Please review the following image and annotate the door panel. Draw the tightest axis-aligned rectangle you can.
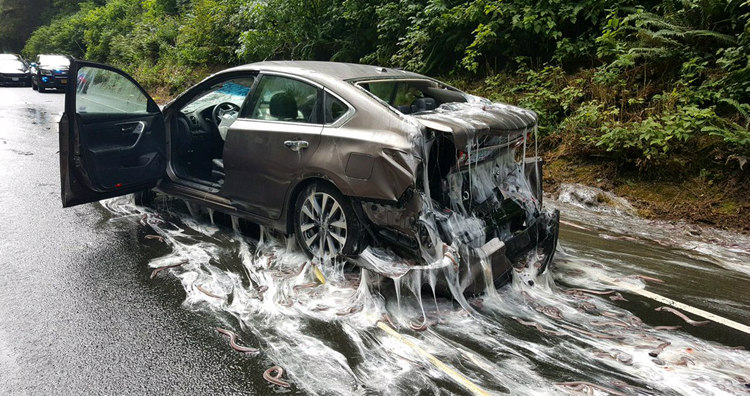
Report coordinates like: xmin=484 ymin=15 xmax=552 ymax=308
xmin=77 ymin=113 xmax=164 ymax=190
xmin=221 ymin=74 xmax=324 ymax=219
xmin=60 ymin=60 xmax=165 ymax=207
xmin=222 ymin=119 xmax=321 ymax=218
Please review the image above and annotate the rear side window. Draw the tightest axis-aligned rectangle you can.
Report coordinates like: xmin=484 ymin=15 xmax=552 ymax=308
xmin=243 ymin=75 xmax=322 ymax=124
xmin=324 ymin=92 xmax=350 ymax=124
xmin=357 ymin=79 xmax=467 ymax=114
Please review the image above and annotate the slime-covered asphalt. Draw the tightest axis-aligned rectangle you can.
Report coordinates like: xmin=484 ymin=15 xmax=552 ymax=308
xmin=1 ymin=86 xmax=749 ymax=395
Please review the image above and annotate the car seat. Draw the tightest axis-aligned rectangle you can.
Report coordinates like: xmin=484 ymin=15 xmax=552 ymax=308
xmin=411 ymin=97 xmax=437 ymax=113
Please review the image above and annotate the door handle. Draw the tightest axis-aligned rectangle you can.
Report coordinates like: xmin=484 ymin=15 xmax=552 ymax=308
xmin=284 ymin=140 xmax=309 ymax=152
xmin=119 ymin=121 xmax=145 ymax=135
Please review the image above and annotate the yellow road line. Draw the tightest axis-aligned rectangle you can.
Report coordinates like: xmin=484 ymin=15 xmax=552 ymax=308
xmin=597 ymin=274 xmax=750 ymax=335
xmin=377 ymin=322 xmax=491 ymax=396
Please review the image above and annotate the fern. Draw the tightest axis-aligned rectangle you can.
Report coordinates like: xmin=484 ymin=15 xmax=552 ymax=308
xmin=623 ymin=12 xmax=688 ymax=33
xmin=683 ymin=30 xmax=738 ymax=46
xmin=627 ymin=46 xmax=677 ymax=60
xmin=616 ymin=6 xmax=738 ymax=57
xmin=719 ymin=98 xmax=750 ymax=125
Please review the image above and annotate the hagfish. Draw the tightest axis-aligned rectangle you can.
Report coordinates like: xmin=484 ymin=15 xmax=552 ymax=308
xmin=149 ymin=260 xmax=187 ymax=279
xmin=196 ymin=284 xmax=222 ymax=299
xmin=263 ymin=366 xmax=290 ymax=387
xmin=648 ymin=341 xmax=671 ymax=357
xmin=556 ymin=381 xmax=629 ymax=396
xmin=655 ymin=306 xmax=710 ymax=326
xmin=215 ymin=327 xmax=259 ymax=354
xmin=144 ymin=234 xmax=164 ymax=242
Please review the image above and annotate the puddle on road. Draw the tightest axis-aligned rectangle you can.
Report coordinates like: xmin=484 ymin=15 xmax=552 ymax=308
xmin=100 ymin=195 xmax=750 ymax=395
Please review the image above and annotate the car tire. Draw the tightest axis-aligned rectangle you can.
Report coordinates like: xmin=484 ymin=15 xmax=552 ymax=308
xmin=32 ymin=81 xmax=37 ymax=91
xmin=133 ymin=190 xmax=156 ymax=206
xmin=293 ymin=182 xmax=365 ymax=261
xmin=38 ymin=85 xmax=45 ymax=93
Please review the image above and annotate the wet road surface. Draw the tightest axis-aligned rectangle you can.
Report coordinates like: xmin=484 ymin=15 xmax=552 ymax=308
xmin=1 ymin=86 xmax=749 ymax=395
xmin=0 ymin=87 xmax=264 ymax=393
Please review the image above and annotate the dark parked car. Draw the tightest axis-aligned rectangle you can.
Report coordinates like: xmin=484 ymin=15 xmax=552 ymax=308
xmin=60 ymin=60 xmax=559 ymax=294
xmin=0 ymin=58 xmax=31 ymax=86
xmin=31 ymin=54 xmax=70 ymax=92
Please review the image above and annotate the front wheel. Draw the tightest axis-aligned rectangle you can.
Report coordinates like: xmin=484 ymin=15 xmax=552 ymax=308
xmin=293 ymin=183 xmax=365 ymax=261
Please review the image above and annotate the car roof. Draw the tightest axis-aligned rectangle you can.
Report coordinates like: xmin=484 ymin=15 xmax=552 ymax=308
xmin=226 ymin=61 xmax=427 ymax=83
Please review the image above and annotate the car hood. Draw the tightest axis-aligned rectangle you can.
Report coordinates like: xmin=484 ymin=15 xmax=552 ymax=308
xmin=411 ymin=102 xmax=537 ymax=148
xmin=39 ymin=65 xmax=69 ymax=71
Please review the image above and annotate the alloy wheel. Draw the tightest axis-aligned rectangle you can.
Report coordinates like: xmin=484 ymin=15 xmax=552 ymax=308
xmin=298 ymin=191 xmax=348 ymax=260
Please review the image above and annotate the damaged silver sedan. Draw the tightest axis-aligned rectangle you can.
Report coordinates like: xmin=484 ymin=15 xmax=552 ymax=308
xmin=59 ymin=60 xmax=559 ymax=295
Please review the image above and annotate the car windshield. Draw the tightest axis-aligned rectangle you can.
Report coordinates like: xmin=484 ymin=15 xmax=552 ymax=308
xmin=38 ymin=55 xmax=69 ymax=68
xmin=0 ymin=60 xmax=26 ymax=70
xmin=356 ymin=78 xmax=467 ymax=114
xmin=182 ymin=79 xmax=254 ymax=113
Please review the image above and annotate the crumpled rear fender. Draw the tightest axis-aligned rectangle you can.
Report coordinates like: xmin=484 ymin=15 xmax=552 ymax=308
xmin=307 ymin=109 xmax=424 ymax=203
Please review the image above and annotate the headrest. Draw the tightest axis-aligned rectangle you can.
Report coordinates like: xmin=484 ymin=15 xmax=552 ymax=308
xmin=412 ymin=97 xmax=437 ymax=113
xmin=270 ymin=92 xmax=298 ymax=120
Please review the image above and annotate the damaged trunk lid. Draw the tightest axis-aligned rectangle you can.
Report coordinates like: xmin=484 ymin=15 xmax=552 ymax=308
xmin=412 ymin=101 xmax=538 ymax=151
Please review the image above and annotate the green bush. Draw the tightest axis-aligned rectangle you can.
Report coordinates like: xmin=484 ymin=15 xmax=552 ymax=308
xmin=177 ymin=0 xmax=245 ymax=65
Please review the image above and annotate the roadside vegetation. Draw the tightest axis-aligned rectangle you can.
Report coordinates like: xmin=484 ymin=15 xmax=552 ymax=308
xmin=4 ymin=0 xmax=749 ymax=231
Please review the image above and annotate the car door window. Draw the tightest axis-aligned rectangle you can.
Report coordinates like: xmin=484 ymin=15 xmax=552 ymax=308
xmin=324 ymin=92 xmax=350 ymax=124
xmin=76 ymin=67 xmax=148 ymax=114
xmin=244 ymin=75 xmax=321 ymax=124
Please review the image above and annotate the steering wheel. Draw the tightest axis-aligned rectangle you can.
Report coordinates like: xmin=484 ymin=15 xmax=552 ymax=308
xmin=212 ymin=102 xmax=240 ymax=126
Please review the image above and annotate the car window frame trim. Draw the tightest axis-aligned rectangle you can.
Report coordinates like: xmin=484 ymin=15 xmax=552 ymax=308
xmin=322 ymin=88 xmax=355 ymax=127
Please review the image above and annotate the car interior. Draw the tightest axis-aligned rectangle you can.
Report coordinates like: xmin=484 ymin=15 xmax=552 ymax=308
xmin=170 ymin=77 xmax=255 ymax=189
xmin=241 ymin=74 xmax=322 ymax=123
xmin=357 ymin=79 xmax=467 ymax=114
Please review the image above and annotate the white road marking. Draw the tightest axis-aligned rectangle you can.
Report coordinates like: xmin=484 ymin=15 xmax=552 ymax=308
xmin=597 ymin=274 xmax=750 ymax=335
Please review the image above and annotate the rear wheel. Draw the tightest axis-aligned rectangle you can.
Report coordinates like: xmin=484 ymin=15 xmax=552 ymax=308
xmin=293 ymin=182 xmax=364 ymax=261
